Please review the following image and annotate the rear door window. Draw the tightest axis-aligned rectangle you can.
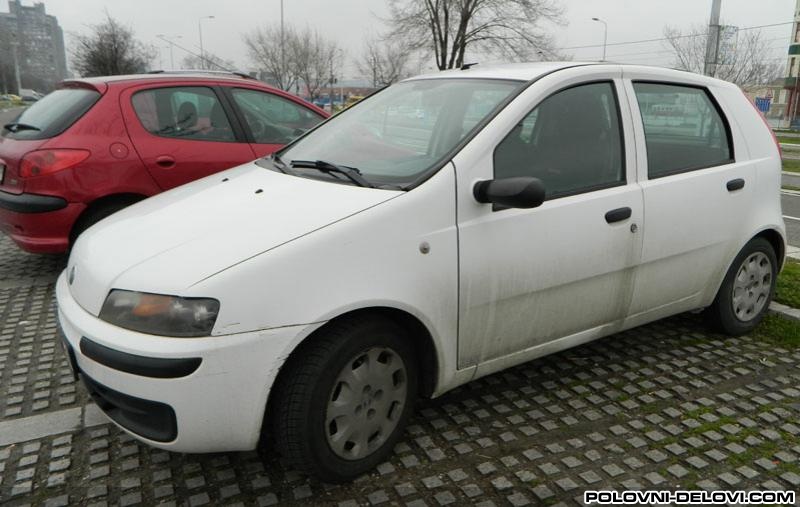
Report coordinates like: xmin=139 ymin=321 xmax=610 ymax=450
xmin=131 ymin=86 xmax=236 ymax=143
xmin=632 ymin=82 xmax=733 ymax=178
xmin=2 ymin=88 xmax=100 ymax=140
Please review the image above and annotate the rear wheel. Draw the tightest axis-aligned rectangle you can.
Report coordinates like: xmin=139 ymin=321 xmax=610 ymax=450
xmin=270 ymin=317 xmax=417 ymax=482
xmin=709 ymin=237 xmax=777 ymax=336
xmin=70 ymin=198 xmax=140 ymax=245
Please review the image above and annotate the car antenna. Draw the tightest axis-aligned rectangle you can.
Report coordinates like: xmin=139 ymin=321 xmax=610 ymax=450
xmin=461 ymin=62 xmax=479 ymax=70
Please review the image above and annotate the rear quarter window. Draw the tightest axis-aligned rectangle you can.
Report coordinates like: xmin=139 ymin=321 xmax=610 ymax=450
xmin=2 ymin=88 xmax=101 ymax=140
xmin=633 ymin=82 xmax=733 ymax=178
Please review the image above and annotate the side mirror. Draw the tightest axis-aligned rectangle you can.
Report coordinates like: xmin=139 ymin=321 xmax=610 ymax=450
xmin=473 ymin=177 xmax=545 ymax=209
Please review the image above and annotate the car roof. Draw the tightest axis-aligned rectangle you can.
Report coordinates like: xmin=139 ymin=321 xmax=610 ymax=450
xmin=63 ymin=72 xmax=263 ymax=88
xmin=406 ymin=62 xmax=735 ymax=88
xmin=407 ymin=61 xmax=584 ymax=82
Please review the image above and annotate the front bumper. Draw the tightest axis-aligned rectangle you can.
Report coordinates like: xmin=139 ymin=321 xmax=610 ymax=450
xmin=55 ymin=271 xmax=309 ymax=453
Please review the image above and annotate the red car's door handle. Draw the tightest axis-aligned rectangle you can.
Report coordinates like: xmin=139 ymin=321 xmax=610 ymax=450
xmin=155 ymin=156 xmax=176 ymax=168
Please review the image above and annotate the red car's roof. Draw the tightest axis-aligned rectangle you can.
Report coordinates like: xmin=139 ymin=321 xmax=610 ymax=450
xmin=65 ymin=72 xmax=258 ymax=86
xmin=60 ymin=72 xmax=328 ymax=116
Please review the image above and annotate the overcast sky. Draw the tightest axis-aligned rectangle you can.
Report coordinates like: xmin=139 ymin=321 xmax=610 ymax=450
xmin=2 ymin=0 xmax=797 ymax=78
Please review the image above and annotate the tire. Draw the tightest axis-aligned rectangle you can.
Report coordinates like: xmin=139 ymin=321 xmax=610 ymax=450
xmin=70 ymin=199 xmax=139 ymax=245
xmin=709 ymin=237 xmax=777 ymax=336
xmin=270 ymin=317 xmax=417 ymax=482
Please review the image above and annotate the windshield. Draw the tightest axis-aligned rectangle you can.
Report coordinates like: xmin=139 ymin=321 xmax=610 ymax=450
xmin=3 ymin=87 xmax=100 ymax=140
xmin=277 ymin=78 xmax=523 ymax=187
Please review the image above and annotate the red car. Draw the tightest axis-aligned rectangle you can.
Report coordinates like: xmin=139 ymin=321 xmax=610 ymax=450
xmin=0 ymin=71 xmax=328 ymax=253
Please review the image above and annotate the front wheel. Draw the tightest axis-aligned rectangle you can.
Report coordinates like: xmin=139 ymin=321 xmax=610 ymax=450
xmin=709 ymin=237 xmax=777 ymax=336
xmin=270 ymin=317 xmax=417 ymax=482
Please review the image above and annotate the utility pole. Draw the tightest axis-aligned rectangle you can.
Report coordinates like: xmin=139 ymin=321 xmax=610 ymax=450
xmin=11 ymin=41 xmax=21 ymax=94
xmin=703 ymin=0 xmax=722 ymax=76
xmin=329 ymin=56 xmax=335 ymax=112
xmin=790 ymin=58 xmax=800 ymax=128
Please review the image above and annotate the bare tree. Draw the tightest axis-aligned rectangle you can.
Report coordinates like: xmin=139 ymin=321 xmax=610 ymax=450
xmin=71 ymin=14 xmax=155 ymax=77
xmin=386 ymin=0 xmax=564 ymax=70
xmin=291 ymin=27 xmax=340 ymax=102
xmin=663 ymin=25 xmax=783 ymax=86
xmin=181 ymin=53 xmax=235 ymax=72
xmin=357 ymin=36 xmax=413 ymax=87
xmin=243 ymin=24 xmax=297 ymax=91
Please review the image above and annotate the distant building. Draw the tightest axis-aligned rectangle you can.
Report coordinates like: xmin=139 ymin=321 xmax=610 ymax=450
xmin=0 ymin=0 xmax=67 ymax=94
xmin=743 ymin=79 xmax=786 ymax=126
xmin=782 ymin=0 xmax=800 ymax=127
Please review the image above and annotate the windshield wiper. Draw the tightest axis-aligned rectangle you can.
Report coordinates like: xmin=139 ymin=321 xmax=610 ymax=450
xmin=290 ymin=159 xmax=374 ymax=188
xmin=3 ymin=122 xmax=40 ymax=133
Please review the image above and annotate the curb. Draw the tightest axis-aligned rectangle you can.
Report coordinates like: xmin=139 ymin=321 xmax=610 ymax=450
xmin=769 ymin=301 xmax=800 ymax=322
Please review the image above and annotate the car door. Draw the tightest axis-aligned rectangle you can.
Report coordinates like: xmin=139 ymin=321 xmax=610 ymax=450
xmin=454 ymin=67 xmax=643 ymax=373
xmin=621 ymin=74 xmax=756 ymax=327
xmin=225 ymin=87 xmax=326 ymax=158
xmin=121 ymin=84 xmax=256 ymax=190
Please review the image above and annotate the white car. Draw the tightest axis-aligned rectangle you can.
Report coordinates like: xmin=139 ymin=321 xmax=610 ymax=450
xmin=57 ymin=62 xmax=784 ymax=482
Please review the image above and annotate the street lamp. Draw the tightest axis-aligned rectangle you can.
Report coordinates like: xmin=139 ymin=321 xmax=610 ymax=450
xmin=157 ymin=45 xmax=170 ymax=69
xmin=156 ymin=34 xmax=182 ymax=69
xmin=280 ymin=0 xmax=285 ymax=87
xmin=592 ymin=17 xmax=608 ymax=61
xmin=198 ymin=16 xmax=215 ymax=70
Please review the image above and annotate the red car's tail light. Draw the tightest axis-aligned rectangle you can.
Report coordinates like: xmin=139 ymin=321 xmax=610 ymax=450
xmin=20 ymin=149 xmax=91 ymax=178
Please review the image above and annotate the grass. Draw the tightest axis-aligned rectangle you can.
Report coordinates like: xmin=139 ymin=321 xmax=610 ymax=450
xmin=751 ymin=314 xmax=800 ymax=349
xmin=782 ymin=159 xmax=800 ymax=174
xmin=776 ymin=259 xmax=800 ymax=308
xmin=777 ymin=135 xmax=800 ymax=145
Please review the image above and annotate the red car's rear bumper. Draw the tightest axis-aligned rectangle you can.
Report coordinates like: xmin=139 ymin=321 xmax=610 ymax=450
xmin=0 ymin=190 xmax=84 ymax=253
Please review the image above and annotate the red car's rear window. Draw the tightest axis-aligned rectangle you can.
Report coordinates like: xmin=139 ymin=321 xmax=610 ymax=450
xmin=2 ymin=88 xmax=101 ymax=141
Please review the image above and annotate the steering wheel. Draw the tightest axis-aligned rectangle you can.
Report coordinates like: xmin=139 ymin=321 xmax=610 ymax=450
xmin=244 ymin=111 xmax=266 ymax=139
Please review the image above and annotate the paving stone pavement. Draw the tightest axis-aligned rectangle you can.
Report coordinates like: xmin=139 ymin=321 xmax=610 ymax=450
xmin=1 ymin=233 xmax=799 ymax=506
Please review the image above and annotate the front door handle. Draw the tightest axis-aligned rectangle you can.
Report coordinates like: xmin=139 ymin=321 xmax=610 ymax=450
xmin=727 ymin=178 xmax=745 ymax=192
xmin=605 ymin=207 xmax=632 ymax=224
xmin=155 ymin=155 xmax=176 ymax=168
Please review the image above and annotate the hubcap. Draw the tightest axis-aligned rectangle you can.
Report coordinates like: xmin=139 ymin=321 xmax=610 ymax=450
xmin=325 ymin=347 xmax=408 ymax=460
xmin=731 ymin=252 xmax=772 ymax=322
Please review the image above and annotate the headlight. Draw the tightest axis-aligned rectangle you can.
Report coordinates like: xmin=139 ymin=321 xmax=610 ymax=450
xmin=99 ymin=290 xmax=220 ymax=337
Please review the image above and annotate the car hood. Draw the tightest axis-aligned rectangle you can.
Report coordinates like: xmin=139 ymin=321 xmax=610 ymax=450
xmin=68 ymin=162 xmax=401 ymax=316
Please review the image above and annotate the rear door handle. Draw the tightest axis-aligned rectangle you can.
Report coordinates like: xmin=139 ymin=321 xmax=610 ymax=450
xmin=155 ymin=156 xmax=176 ymax=168
xmin=727 ymin=178 xmax=745 ymax=192
xmin=605 ymin=207 xmax=632 ymax=224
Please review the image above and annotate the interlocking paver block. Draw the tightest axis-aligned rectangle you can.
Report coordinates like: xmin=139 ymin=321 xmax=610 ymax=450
xmin=667 ymin=464 xmax=689 ymax=478
xmin=781 ymin=472 xmax=800 ymax=487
